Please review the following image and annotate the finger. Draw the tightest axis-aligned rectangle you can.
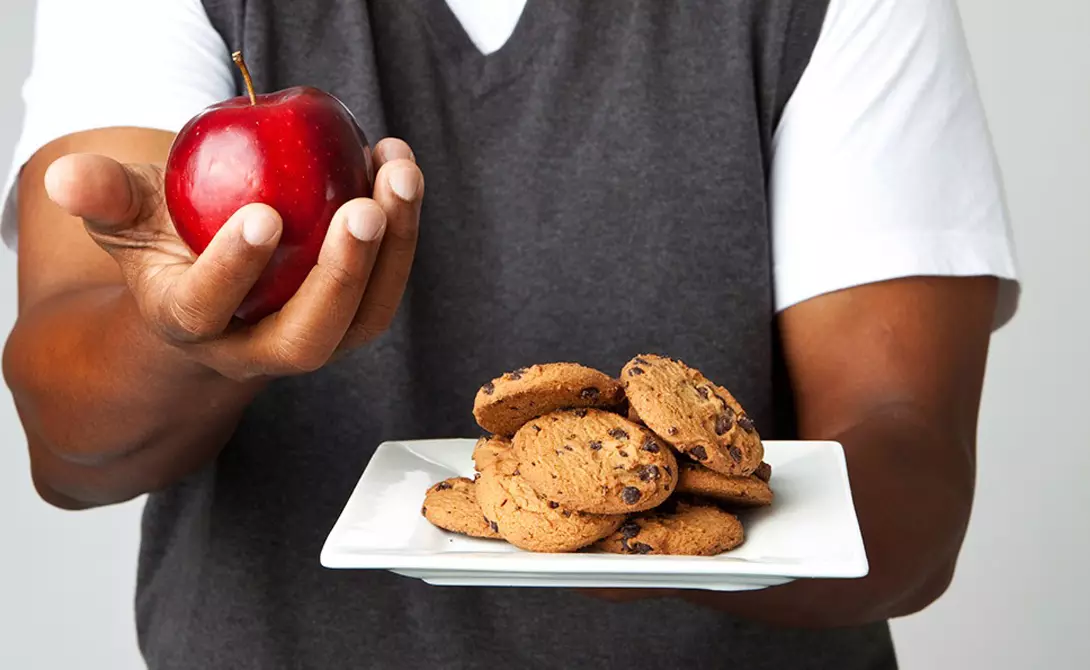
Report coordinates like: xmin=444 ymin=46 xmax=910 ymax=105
xmin=155 ymin=203 xmax=283 ymax=342
xmin=341 ymin=158 xmax=422 ymax=347
xmin=226 ymin=199 xmax=387 ymax=375
xmin=371 ymin=138 xmax=415 ymax=169
xmin=44 ymin=153 xmax=160 ymax=234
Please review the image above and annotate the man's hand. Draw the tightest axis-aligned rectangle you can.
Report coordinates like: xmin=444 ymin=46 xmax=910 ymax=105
xmin=45 ymin=138 xmax=422 ymax=382
xmin=585 ymin=275 xmax=998 ymax=627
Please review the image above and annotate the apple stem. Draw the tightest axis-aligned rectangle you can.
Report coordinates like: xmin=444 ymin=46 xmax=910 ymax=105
xmin=231 ymin=51 xmax=257 ymax=105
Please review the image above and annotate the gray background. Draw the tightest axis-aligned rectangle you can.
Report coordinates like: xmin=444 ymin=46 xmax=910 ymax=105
xmin=1 ymin=0 xmax=1087 ymax=667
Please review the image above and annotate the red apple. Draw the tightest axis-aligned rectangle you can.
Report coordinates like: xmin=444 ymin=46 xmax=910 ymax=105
xmin=164 ymin=51 xmax=374 ymax=322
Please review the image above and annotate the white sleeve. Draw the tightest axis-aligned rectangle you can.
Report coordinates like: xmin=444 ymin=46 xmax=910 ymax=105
xmin=0 ymin=0 xmax=234 ymax=248
xmin=770 ymin=0 xmax=1020 ymax=329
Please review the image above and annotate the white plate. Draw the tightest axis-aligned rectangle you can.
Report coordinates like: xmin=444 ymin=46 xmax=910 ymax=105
xmin=320 ymin=439 xmax=868 ymax=591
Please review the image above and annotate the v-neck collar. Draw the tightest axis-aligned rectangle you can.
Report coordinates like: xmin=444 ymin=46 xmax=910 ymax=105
xmin=415 ymin=0 xmax=561 ymax=97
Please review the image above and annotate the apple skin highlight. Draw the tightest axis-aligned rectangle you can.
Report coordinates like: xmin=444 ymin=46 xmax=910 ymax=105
xmin=164 ymin=52 xmax=374 ymax=322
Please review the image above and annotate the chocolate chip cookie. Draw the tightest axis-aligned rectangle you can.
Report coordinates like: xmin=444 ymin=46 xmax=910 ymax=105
xmin=472 ymin=435 xmax=513 ymax=473
xmin=512 ymin=408 xmax=678 ymax=515
xmin=476 ymin=450 xmax=624 ymax=552
xmin=473 ymin=363 xmax=625 ymax=436
xmin=621 ymin=354 xmax=763 ymax=476
xmin=675 ymin=462 xmax=773 ymax=507
xmin=593 ymin=499 xmax=745 ymax=556
xmin=421 ymin=477 xmax=502 ymax=539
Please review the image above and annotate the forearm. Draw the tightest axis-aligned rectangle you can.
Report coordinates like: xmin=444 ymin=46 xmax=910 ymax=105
xmin=3 ymin=285 xmax=261 ymax=506
xmin=681 ymin=405 xmax=974 ymax=627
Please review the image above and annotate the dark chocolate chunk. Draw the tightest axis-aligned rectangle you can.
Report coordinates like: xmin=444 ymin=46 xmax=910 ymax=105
xmin=532 ymin=424 xmax=542 ymax=433
xmin=490 ymin=520 xmax=499 ymax=533
xmin=690 ymin=445 xmax=708 ymax=461
xmin=641 ymin=438 xmax=660 ymax=453
xmin=547 ymin=501 xmax=560 ymax=509
xmin=579 ymin=387 xmax=600 ymax=401
xmin=621 ymin=486 xmax=642 ymax=504
xmin=618 ymin=449 xmax=629 ymax=457
xmin=637 ymin=464 xmax=660 ymax=482
xmin=715 ymin=413 xmax=734 ymax=435
xmin=434 ymin=481 xmax=453 ymax=491
xmin=589 ymin=441 xmax=603 ymax=451
xmin=668 ymin=426 xmax=679 ymax=436
xmin=482 ymin=382 xmax=495 ymax=395
xmin=561 ymin=510 xmax=572 ymax=518
xmin=628 ymin=541 xmax=654 ymax=555
xmin=608 ymin=428 xmax=629 ymax=440
xmin=619 ymin=520 xmax=641 ymax=538
xmin=729 ymin=446 xmax=742 ymax=463
xmin=573 ymin=408 xmax=588 ymax=418
xmin=738 ymin=415 xmax=756 ymax=433
xmin=755 ymin=462 xmax=772 ymax=482
xmin=421 ymin=506 xmax=427 ymax=515
xmin=632 ymin=357 xmax=651 ymax=365
xmin=508 ymin=368 xmax=528 ymax=381
xmin=513 ymin=467 xmax=521 ymax=475
xmin=564 ymin=445 xmax=574 ymax=451
xmin=629 ymin=366 xmax=645 ymax=376
xmin=697 ymin=386 xmax=710 ymax=400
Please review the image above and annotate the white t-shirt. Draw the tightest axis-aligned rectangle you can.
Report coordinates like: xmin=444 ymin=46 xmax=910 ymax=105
xmin=1 ymin=0 xmax=1020 ymax=326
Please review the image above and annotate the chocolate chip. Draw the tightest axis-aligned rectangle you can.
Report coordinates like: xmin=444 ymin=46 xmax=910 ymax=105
xmin=555 ymin=450 xmax=564 ymax=456
xmin=482 ymin=382 xmax=495 ymax=395
xmin=715 ymin=413 xmax=734 ymax=435
xmin=697 ymin=386 xmax=710 ymax=400
xmin=638 ymin=464 xmax=660 ymax=482
xmin=421 ymin=506 xmax=427 ymax=515
xmin=690 ymin=445 xmax=708 ymax=461
xmin=608 ymin=428 xmax=629 ymax=440
xmin=589 ymin=441 xmax=603 ymax=451
xmin=668 ymin=427 xmax=679 ymax=436
xmin=621 ymin=486 xmax=642 ymax=504
xmin=561 ymin=510 xmax=572 ymax=518
xmin=513 ymin=467 xmax=521 ymax=475
xmin=664 ymin=465 xmax=672 ymax=476
xmin=573 ymin=408 xmax=588 ymax=417
xmin=532 ymin=424 xmax=542 ymax=433
xmin=508 ymin=368 xmax=527 ymax=381
xmin=755 ymin=462 xmax=772 ymax=482
xmin=629 ymin=366 xmax=645 ymax=376
xmin=580 ymin=387 xmax=600 ymax=401
xmin=641 ymin=438 xmax=660 ymax=453
xmin=490 ymin=520 xmax=499 ymax=532
xmin=739 ymin=415 xmax=756 ymax=433
xmin=564 ymin=445 xmax=573 ymax=451
xmin=435 ymin=481 xmax=453 ymax=491
xmin=629 ymin=541 xmax=653 ymax=555
xmin=633 ymin=357 xmax=650 ymax=365
xmin=484 ymin=515 xmax=490 ymax=524
xmin=619 ymin=520 xmax=641 ymax=538
xmin=474 ymin=473 xmax=481 ymax=481
xmin=548 ymin=501 xmax=559 ymax=509
xmin=618 ymin=449 xmax=629 ymax=457
xmin=729 ymin=446 xmax=742 ymax=463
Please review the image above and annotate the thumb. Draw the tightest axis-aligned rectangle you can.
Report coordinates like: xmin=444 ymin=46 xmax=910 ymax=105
xmin=44 ymin=153 xmax=159 ymax=233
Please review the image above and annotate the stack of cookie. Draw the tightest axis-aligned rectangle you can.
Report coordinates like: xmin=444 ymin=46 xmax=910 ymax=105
xmin=421 ymin=355 xmax=773 ymax=556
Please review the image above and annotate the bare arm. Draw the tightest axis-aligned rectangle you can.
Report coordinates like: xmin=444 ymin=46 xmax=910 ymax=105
xmin=3 ymin=128 xmax=422 ymax=509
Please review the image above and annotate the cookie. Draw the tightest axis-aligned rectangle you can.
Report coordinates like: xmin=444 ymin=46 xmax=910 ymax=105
xmin=476 ymin=450 xmax=624 ymax=552
xmin=621 ymin=354 xmax=763 ymax=476
xmin=421 ymin=477 xmax=502 ymax=539
xmin=512 ymin=408 xmax=678 ymax=514
xmin=593 ymin=499 xmax=745 ymax=556
xmin=472 ymin=435 xmax=513 ymax=473
xmin=473 ymin=363 xmax=626 ymax=436
xmin=675 ymin=462 xmax=773 ymax=507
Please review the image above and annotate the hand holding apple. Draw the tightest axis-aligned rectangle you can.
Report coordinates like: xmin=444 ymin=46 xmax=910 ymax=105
xmin=165 ymin=51 xmax=375 ymax=322
xmin=43 ymin=55 xmax=423 ymax=381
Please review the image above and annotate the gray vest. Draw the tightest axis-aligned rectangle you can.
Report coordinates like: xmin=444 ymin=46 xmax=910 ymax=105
xmin=135 ymin=1 xmax=896 ymax=667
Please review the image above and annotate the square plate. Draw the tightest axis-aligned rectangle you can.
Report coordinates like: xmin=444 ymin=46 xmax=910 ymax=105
xmin=320 ymin=439 xmax=868 ymax=591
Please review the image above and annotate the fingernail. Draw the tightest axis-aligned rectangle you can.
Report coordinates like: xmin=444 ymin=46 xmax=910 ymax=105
xmin=388 ymin=166 xmax=419 ymax=202
xmin=347 ymin=205 xmax=386 ymax=241
xmin=242 ymin=212 xmax=279 ymax=246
